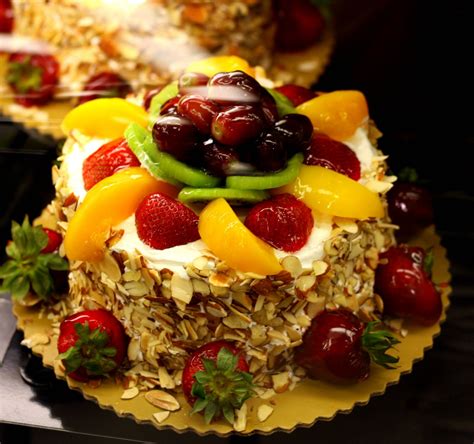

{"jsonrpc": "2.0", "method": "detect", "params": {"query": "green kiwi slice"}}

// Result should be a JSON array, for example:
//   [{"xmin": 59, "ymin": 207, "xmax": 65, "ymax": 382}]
[
  {"xmin": 178, "ymin": 187, "xmax": 270, "ymax": 205},
  {"xmin": 148, "ymin": 82, "xmax": 179, "ymax": 120},
  {"xmin": 225, "ymin": 153, "xmax": 303, "ymax": 190}
]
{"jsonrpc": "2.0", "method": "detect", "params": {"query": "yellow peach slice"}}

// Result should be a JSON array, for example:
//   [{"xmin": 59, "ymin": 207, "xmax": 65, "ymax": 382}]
[
  {"xmin": 297, "ymin": 91, "xmax": 369, "ymax": 141},
  {"xmin": 276, "ymin": 165, "xmax": 384, "ymax": 219},
  {"xmin": 61, "ymin": 98, "xmax": 149, "ymax": 139},
  {"xmin": 199, "ymin": 198, "xmax": 282, "ymax": 276},
  {"xmin": 185, "ymin": 56, "xmax": 256, "ymax": 78},
  {"xmin": 64, "ymin": 167, "xmax": 175, "ymax": 262}
]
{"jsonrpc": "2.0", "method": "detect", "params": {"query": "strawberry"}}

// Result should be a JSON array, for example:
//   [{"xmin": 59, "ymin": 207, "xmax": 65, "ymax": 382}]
[
  {"xmin": 57, "ymin": 309, "xmax": 126, "ymax": 382},
  {"xmin": 0, "ymin": 217, "xmax": 68, "ymax": 301},
  {"xmin": 82, "ymin": 138, "xmax": 140, "ymax": 191},
  {"xmin": 41, "ymin": 228, "xmax": 62, "ymax": 254},
  {"xmin": 6, "ymin": 52, "xmax": 59, "ymax": 107},
  {"xmin": 135, "ymin": 192, "xmax": 199, "ymax": 250},
  {"xmin": 295, "ymin": 309, "xmax": 399, "ymax": 384},
  {"xmin": 387, "ymin": 168, "xmax": 434, "ymax": 237},
  {"xmin": 275, "ymin": 0, "xmax": 326, "ymax": 52},
  {"xmin": 182, "ymin": 340, "xmax": 253, "ymax": 424},
  {"xmin": 275, "ymin": 84, "xmax": 316, "ymax": 107},
  {"xmin": 375, "ymin": 245, "xmax": 442, "ymax": 326},
  {"xmin": 0, "ymin": 0, "xmax": 14, "ymax": 33},
  {"xmin": 245, "ymin": 193, "xmax": 313, "ymax": 252},
  {"xmin": 304, "ymin": 133, "xmax": 361, "ymax": 181},
  {"xmin": 79, "ymin": 71, "xmax": 131, "ymax": 104}
]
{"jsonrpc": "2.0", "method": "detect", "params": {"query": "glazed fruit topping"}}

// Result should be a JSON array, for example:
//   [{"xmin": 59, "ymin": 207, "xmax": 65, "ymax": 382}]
[
  {"xmin": 274, "ymin": 114, "xmax": 313, "ymax": 154},
  {"xmin": 160, "ymin": 95, "xmax": 181, "ymax": 116},
  {"xmin": 178, "ymin": 72, "xmax": 209, "ymax": 96},
  {"xmin": 79, "ymin": 72, "xmax": 131, "ymax": 104},
  {"xmin": 207, "ymin": 71, "xmax": 262, "ymax": 104},
  {"xmin": 245, "ymin": 193, "xmax": 314, "ymax": 252},
  {"xmin": 304, "ymin": 133, "xmax": 361, "ymax": 180},
  {"xmin": 7, "ymin": 52, "xmax": 59, "ymax": 107},
  {"xmin": 143, "ymin": 86, "xmax": 164, "ymax": 111},
  {"xmin": 135, "ymin": 192, "xmax": 200, "ymax": 250},
  {"xmin": 375, "ymin": 245, "xmax": 442, "ymax": 326},
  {"xmin": 275, "ymin": 84, "xmax": 316, "ymax": 107},
  {"xmin": 178, "ymin": 95, "xmax": 219, "ymax": 134},
  {"xmin": 82, "ymin": 138, "xmax": 140, "ymax": 191}
]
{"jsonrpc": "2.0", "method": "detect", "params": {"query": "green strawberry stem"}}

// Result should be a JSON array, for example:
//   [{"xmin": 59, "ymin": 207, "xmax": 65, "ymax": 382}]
[
  {"xmin": 361, "ymin": 321, "xmax": 400, "ymax": 369},
  {"xmin": 423, "ymin": 248, "xmax": 434, "ymax": 277},
  {"xmin": 190, "ymin": 348, "xmax": 254, "ymax": 425},
  {"xmin": 58, "ymin": 322, "xmax": 117, "ymax": 376},
  {"xmin": 7, "ymin": 57, "xmax": 43, "ymax": 93},
  {"xmin": 0, "ymin": 217, "xmax": 68, "ymax": 301}
]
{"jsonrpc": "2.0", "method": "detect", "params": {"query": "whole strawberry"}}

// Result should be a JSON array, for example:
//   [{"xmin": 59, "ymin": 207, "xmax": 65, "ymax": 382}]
[
  {"xmin": 82, "ymin": 138, "xmax": 140, "ymax": 190},
  {"xmin": 135, "ymin": 192, "xmax": 200, "ymax": 249},
  {"xmin": 387, "ymin": 168, "xmax": 434, "ymax": 237},
  {"xmin": 182, "ymin": 340, "xmax": 253, "ymax": 424},
  {"xmin": 0, "ymin": 217, "xmax": 68, "ymax": 302},
  {"xmin": 57, "ymin": 309, "xmax": 126, "ymax": 382},
  {"xmin": 6, "ymin": 52, "xmax": 59, "ymax": 107},
  {"xmin": 304, "ymin": 133, "xmax": 361, "ymax": 181},
  {"xmin": 245, "ymin": 193, "xmax": 314, "ymax": 252},
  {"xmin": 275, "ymin": 0, "xmax": 326, "ymax": 52},
  {"xmin": 375, "ymin": 245, "xmax": 442, "ymax": 326},
  {"xmin": 0, "ymin": 0, "xmax": 14, "ymax": 33},
  {"xmin": 295, "ymin": 309, "xmax": 399, "ymax": 384},
  {"xmin": 79, "ymin": 71, "xmax": 131, "ymax": 104}
]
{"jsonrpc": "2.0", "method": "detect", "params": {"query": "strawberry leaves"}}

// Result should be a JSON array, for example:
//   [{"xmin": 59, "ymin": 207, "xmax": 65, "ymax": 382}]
[
  {"xmin": 58, "ymin": 322, "xmax": 117, "ymax": 376},
  {"xmin": 7, "ymin": 57, "xmax": 44, "ymax": 94},
  {"xmin": 362, "ymin": 321, "xmax": 400, "ymax": 369},
  {"xmin": 0, "ymin": 217, "xmax": 68, "ymax": 301},
  {"xmin": 190, "ymin": 348, "xmax": 254, "ymax": 425}
]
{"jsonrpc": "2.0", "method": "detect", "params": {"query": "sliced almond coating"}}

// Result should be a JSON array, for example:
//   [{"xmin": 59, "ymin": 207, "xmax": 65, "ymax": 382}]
[
  {"xmin": 145, "ymin": 390, "xmax": 180, "ymax": 411},
  {"xmin": 121, "ymin": 387, "xmax": 139, "ymax": 400},
  {"xmin": 21, "ymin": 333, "xmax": 50, "ymax": 348},
  {"xmin": 257, "ymin": 404, "xmax": 274, "ymax": 422},
  {"xmin": 272, "ymin": 372, "xmax": 291, "ymax": 393},
  {"xmin": 170, "ymin": 274, "xmax": 193, "ymax": 304},
  {"xmin": 152, "ymin": 411, "xmax": 170, "ymax": 424},
  {"xmin": 233, "ymin": 402, "xmax": 248, "ymax": 432}
]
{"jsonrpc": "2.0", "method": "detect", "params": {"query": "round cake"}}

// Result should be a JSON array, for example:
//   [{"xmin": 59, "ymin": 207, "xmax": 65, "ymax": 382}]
[{"xmin": 1, "ymin": 56, "xmax": 444, "ymax": 432}]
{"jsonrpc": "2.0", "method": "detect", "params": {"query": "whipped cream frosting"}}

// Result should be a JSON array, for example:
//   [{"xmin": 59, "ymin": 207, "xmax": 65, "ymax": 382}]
[{"xmin": 62, "ymin": 126, "xmax": 378, "ymax": 277}]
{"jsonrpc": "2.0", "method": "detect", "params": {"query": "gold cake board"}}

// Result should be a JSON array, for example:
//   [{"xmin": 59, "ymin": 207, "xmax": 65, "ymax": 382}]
[{"xmin": 12, "ymin": 225, "xmax": 452, "ymax": 436}]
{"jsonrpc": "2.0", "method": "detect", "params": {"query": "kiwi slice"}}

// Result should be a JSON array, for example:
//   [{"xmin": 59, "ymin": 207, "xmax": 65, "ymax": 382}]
[
  {"xmin": 149, "ymin": 81, "xmax": 179, "ymax": 119},
  {"xmin": 126, "ymin": 123, "xmax": 221, "ymax": 188},
  {"xmin": 225, "ymin": 153, "xmax": 303, "ymax": 190},
  {"xmin": 265, "ymin": 88, "xmax": 297, "ymax": 117},
  {"xmin": 178, "ymin": 187, "xmax": 270, "ymax": 205}
]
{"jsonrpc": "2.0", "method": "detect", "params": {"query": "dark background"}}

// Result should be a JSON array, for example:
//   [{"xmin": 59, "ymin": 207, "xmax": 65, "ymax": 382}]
[{"xmin": 1, "ymin": 0, "xmax": 473, "ymax": 443}]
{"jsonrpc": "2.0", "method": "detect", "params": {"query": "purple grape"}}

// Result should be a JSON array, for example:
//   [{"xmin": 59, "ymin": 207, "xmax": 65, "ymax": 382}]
[
  {"xmin": 160, "ymin": 95, "xmax": 181, "ymax": 115},
  {"xmin": 177, "ymin": 95, "xmax": 220, "ymax": 134},
  {"xmin": 208, "ymin": 71, "xmax": 263, "ymax": 105},
  {"xmin": 143, "ymin": 86, "xmax": 164, "ymax": 111},
  {"xmin": 152, "ymin": 115, "xmax": 198, "ymax": 161},
  {"xmin": 254, "ymin": 130, "xmax": 287, "ymax": 172},
  {"xmin": 273, "ymin": 114, "xmax": 313, "ymax": 153},
  {"xmin": 200, "ymin": 139, "xmax": 238, "ymax": 177},
  {"xmin": 211, "ymin": 105, "xmax": 265, "ymax": 146},
  {"xmin": 178, "ymin": 72, "xmax": 209, "ymax": 96},
  {"xmin": 260, "ymin": 89, "xmax": 279, "ymax": 125}
]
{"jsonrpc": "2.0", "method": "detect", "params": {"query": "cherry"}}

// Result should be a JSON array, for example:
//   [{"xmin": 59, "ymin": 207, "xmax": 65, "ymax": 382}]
[
  {"xmin": 177, "ymin": 95, "xmax": 220, "ymax": 134},
  {"xmin": 208, "ymin": 71, "xmax": 263, "ymax": 105}
]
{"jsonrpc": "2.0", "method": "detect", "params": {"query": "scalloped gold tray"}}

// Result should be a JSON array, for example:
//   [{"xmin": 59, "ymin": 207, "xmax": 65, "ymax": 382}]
[
  {"xmin": 0, "ymin": 31, "xmax": 334, "ymax": 140},
  {"xmin": 12, "ymin": 225, "xmax": 451, "ymax": 436}
]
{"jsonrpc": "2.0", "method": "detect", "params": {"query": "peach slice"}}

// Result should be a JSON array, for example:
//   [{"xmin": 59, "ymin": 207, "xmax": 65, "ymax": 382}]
[
  {"xmin": 296, "ymin": 91, "xmax": 369, "ymax": 141},
  {"xmin": 65, "ymin": 167, "xmax": 177, "ymax": 262},
  {"xmin": 61, "ymin": 98, "xmax": 149, "ymax": 139},
  {"xmin": 276, "ymin": 165, "xmax": 384, "ymax": 219},
  {"xmin": 199, "ymin": 198, "xmax": 282, "ymax": 276},
  {"xmin": 185, "ymin": 56, "xmax": 256, "ymax": 78}
]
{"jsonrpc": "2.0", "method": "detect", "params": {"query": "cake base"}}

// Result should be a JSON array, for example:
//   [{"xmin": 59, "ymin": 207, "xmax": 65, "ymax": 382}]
[{"xmin": 12, "ymin": 225, "xmax": 451, "ymax": 436}]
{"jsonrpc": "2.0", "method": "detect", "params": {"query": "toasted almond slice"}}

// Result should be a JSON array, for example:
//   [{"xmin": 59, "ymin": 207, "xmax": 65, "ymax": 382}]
[
  {"xmin": 272, "ymin": 372, "xmax": 291, "ymax": 393},
  {"xmin": 145, "ymin": 390, "xmax": 180, "ymax": 411},
  {"xmin": 257, "ymin": 404, "xmax": 274, "ymax": 422},
  {"xmin": 152, "ymin": 411, "xmax": 170, "ymax": 424},
  {"xmin": 233, "ymin": 402, "xmax": 248, "ymax": 432},
  {"xmin": 121, "ymin": 387, "xmax": 139, "ymax": 400},
  {"xmin": 21, "ymin": 333, "xmax": 50, "ymax": 348}
]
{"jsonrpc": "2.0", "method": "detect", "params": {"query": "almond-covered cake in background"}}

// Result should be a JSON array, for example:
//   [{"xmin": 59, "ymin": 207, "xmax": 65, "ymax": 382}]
[
  {"xmin": 0, "ymin": 0, "xmax": 333, "ymax": 111},
  {"xmin": 0, "ymin": 56, "xmax": 443, "ymax": 431}
]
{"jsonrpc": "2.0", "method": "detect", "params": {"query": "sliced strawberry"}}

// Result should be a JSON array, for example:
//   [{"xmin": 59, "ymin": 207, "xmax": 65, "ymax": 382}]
[
  {"xmin": 275, "ymin": 84, "xmax": 316, "ymax": 107},
  {"xmin": 82, "ymin": 138, "xmax": 140, "ymax": 191},
  {"xmin": 79, "ymin": 71, "xmax": 132, "ymax": 104},
  {"xmin": 135, "ymin": 192, "xmax": 200, "ymax": 250},
  {"xmin": 304, "ymin": 133, "xmax": 361, "ymax": 181},
  {"xmin": 0, "ymin": 0, "xmax": 14, "ymax": 33},
  {"xmin": 41, "ymin": 228, "xmax": 62, "ymax": 253},
  {"xmin": 6, "ymin": 53, "xmax": 59, "ymax": 107},
  {"xmin": 275, "ymin": 0, "xmax": 325, "ymax": 52},
  {"xmin": 245, "ymin": 193, "xmax": 314, "ymax": 252}
]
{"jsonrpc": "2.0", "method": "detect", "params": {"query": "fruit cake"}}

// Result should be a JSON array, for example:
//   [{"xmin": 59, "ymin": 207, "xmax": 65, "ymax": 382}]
[
  {"xmin": 1, "ymin": 0, "xmax": 332, "ymax": 109},
  {"xmin": 1, "ymin": 56, "xmax": 443, "ymax": 430}
]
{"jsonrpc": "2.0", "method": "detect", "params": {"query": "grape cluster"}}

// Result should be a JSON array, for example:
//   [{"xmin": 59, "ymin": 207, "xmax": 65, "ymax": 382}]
[{"xmin": 152, "ymin": 71, "xmax": 313, "ymax": 177}]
